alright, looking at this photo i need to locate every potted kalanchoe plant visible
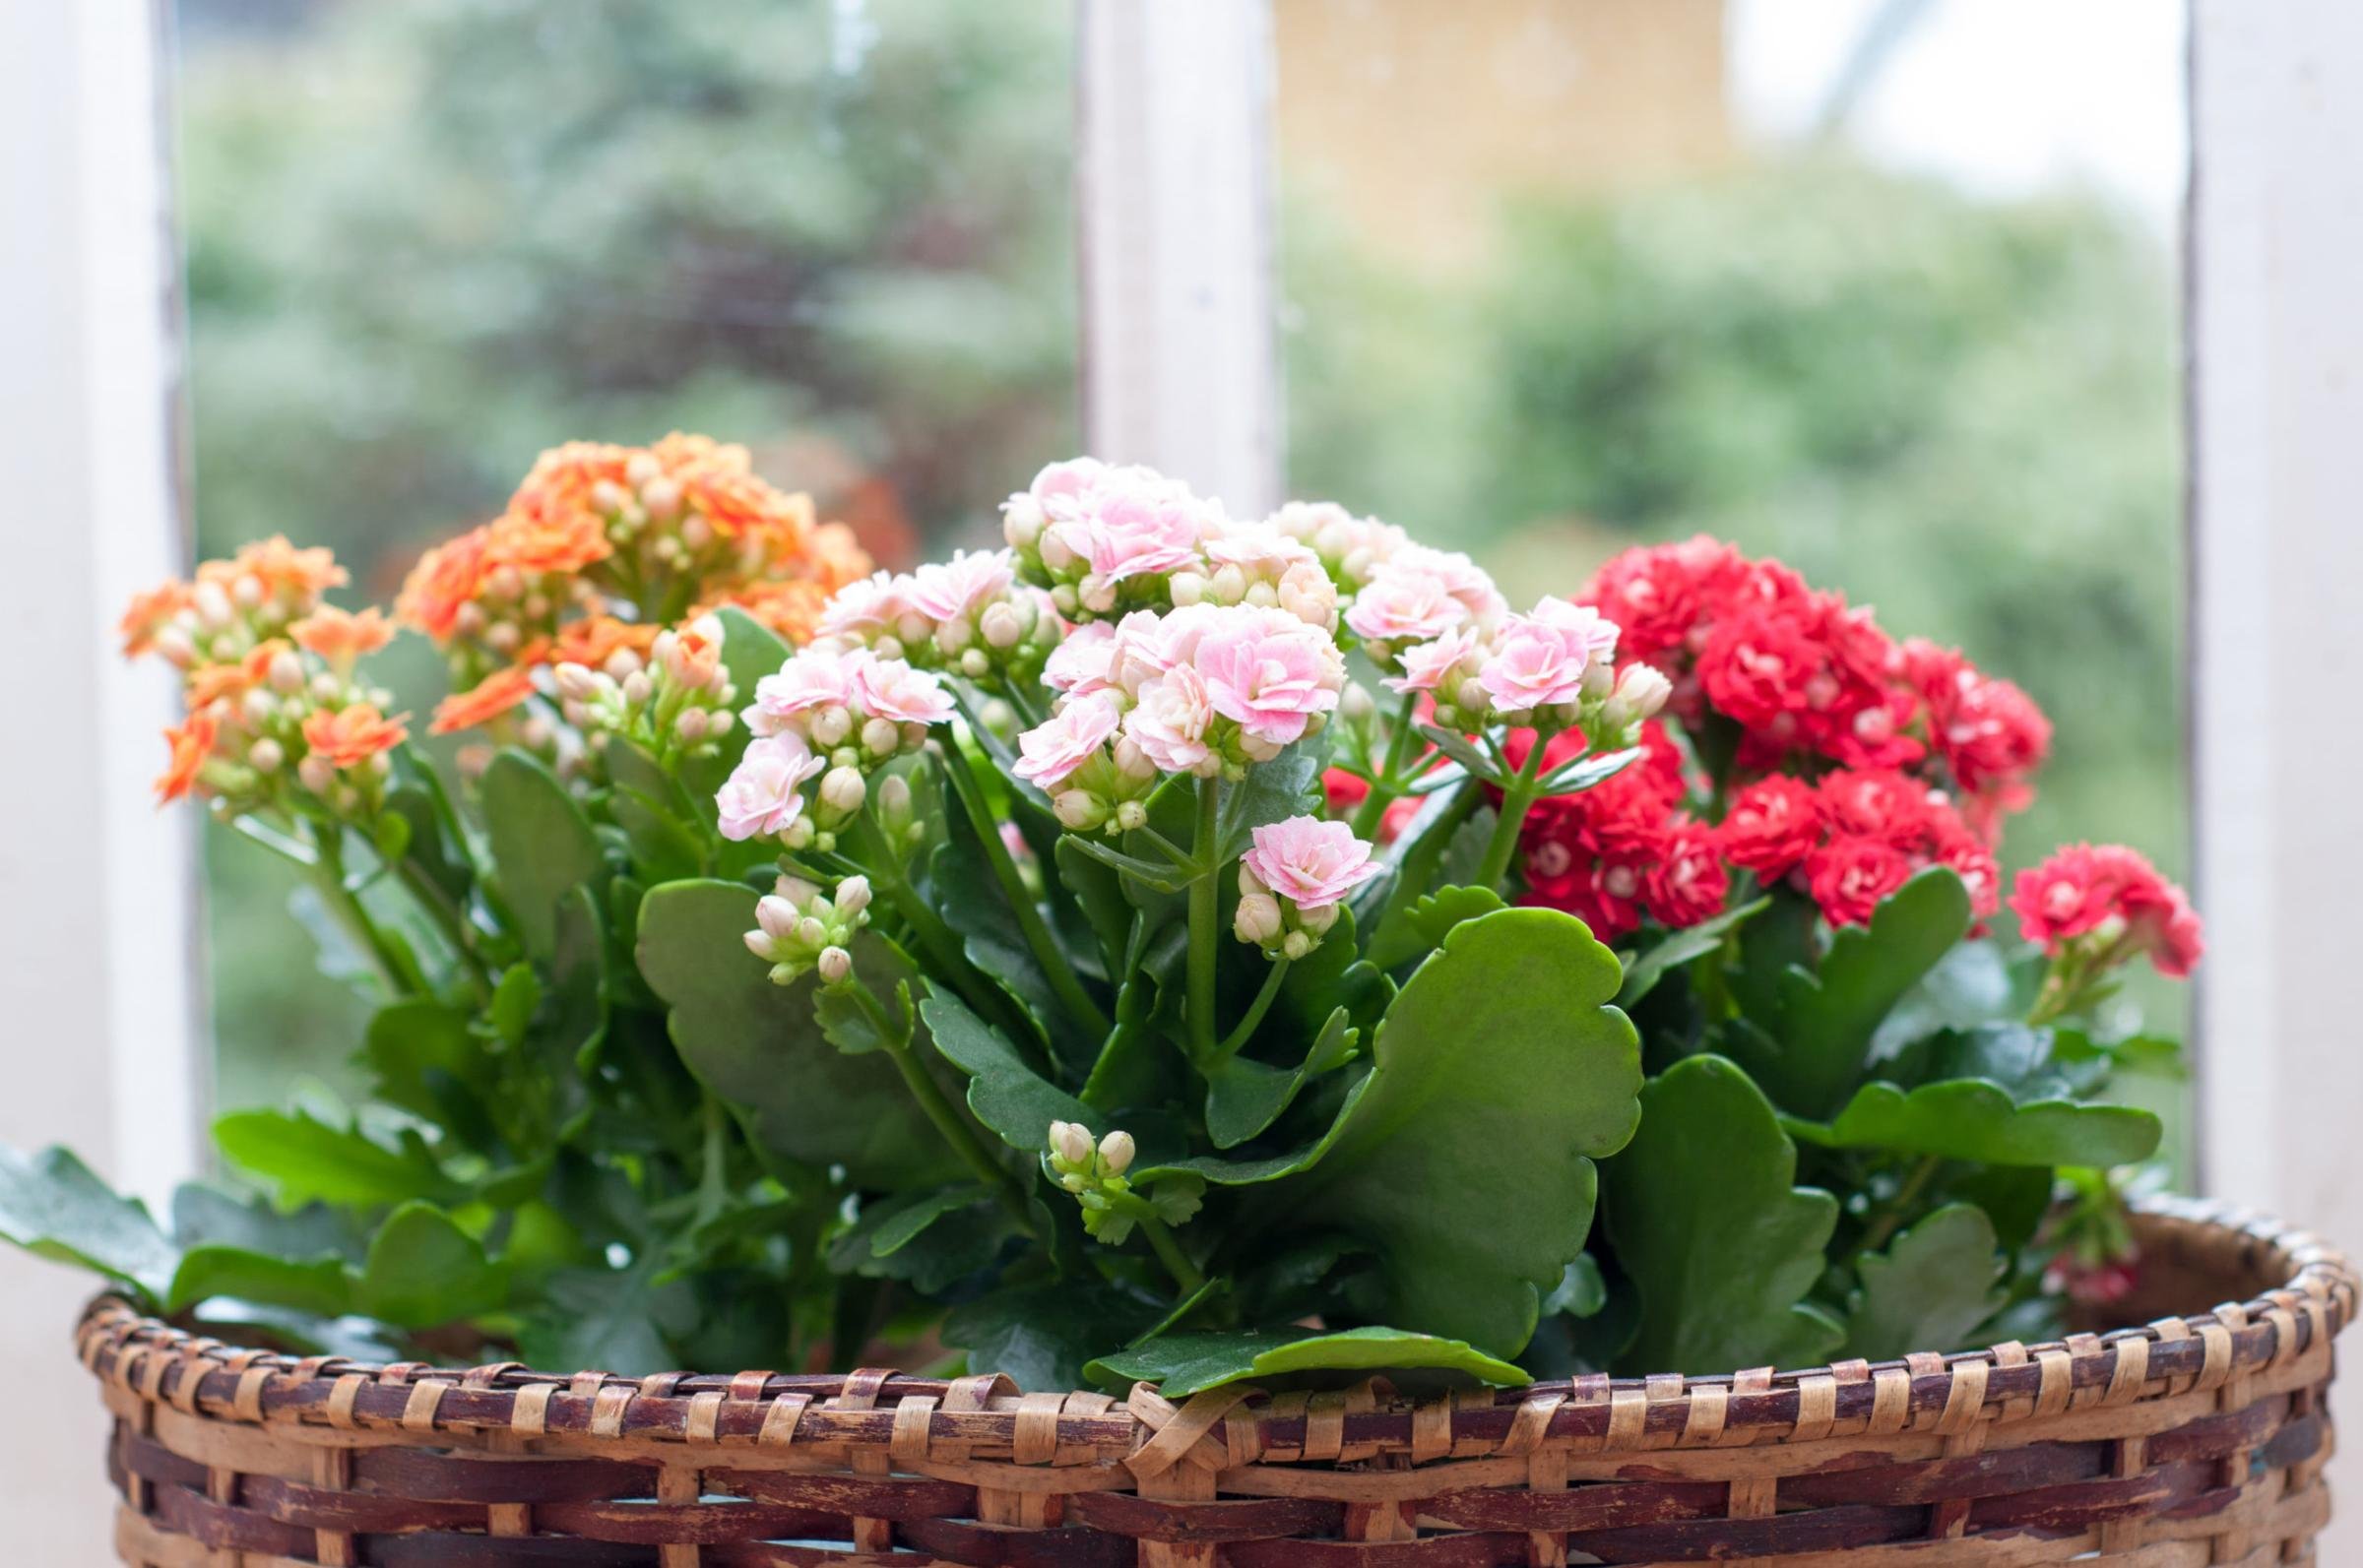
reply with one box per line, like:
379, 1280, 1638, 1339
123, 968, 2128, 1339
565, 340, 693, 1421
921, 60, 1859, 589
7, 442, 2203, 1406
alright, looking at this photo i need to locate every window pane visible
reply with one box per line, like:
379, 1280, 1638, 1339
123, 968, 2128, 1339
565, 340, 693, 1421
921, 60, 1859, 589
175, 0, 1078, 1106
1278, 0, 2189, 1145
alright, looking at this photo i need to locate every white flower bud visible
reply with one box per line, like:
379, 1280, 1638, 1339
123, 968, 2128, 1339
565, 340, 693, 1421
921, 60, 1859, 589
1580, 659, 1616, 700
1038, 528, 1075, 573
980, 600, 1025, 649
820, 766, 866, 815
1168, 571, 1206, 607
523, 715, 557, 749
1051, 1120, 1095, 1166
1613, 661, 1673, 723
756, 895, 800, 941
679, 514, 711, 549
155, 624, 195, 665
604, 649, 644, 681
1234, 892, 1283, 945
621, 670, 653, 706
744, 927, 776, 960
1300, 901, 1340, 935
193, 581, 233, 629
264, 649, 303, 692
641, 476, 682, 522
1113, 799, 1148, 832
1050, 583, 1080, 617
241, 689, 275, 727
1339, 682, 1375, 722
1054, 789, 1108, 832
797, 915, 829, 948
810, 704, 853, 747
1281, 930, 1314, 961
877, 774, 913, 824
1097, 1130, 1135, 1175
248, 738, 284, 775
554, 662, 603, 701
835, 875, 872, 916
1239, 863, 1270, 897
774, 874, 821, 908
933, 617, 973, 656
309, 672, 342, 702
706, 708, 734, 736
674, 708, 708, 741
859, 717, 900, 756
1002, 495, 1046, 547
816, 945, 853, 984
454, 601, 486, 636
1078, 576, 1117, 615
297, 754, 336, 794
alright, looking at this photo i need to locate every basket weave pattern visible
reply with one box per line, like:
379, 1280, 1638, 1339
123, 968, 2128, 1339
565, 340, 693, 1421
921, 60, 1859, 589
80, 1198, 2353, 1566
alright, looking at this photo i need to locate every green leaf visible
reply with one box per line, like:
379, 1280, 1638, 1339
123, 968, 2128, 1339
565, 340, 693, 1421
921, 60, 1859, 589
1543, 1255, 1608, 1319
681, 607, 791, 790
931, 785, 1073, 1064
171, 1185, 356, 1261
1871, 939, 2032, 1056
1840, 1204, 2008, 1361
480, 748, 607, 960
829, 1187, 1013, 1293
213, 1108, 462, 1209
354, 1202, 506, 1328
1274, 908, 1643, 1356
1204, 1007, 1360, 1149
943, 1282, 1166, 1394
1087, 1326, 1527, 1399
1618, 896, 1767, 1007
605, 741, 706, 885
919, 988, 1093, 1150
1054, 834, 1134, 977
1793, 1079, 2162, 1167
634, 879, 962, 1188
1218, 741, 1322, 856
1603, 1054, 1843, 1374
1760, 868, 1972, 1118
1415, 723, 1498, 782
0, 1145, 178, 1301
168, 1247, 351, 1318
358, 999, 497, 1150
520, 1256, 690, 1377
489, 963, 541, 1047
1367, 883, 1506, 972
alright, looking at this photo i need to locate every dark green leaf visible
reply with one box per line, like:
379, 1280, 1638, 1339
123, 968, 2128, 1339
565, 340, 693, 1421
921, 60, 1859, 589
170, 1185, 356, 1261
1055, 834, 1133, 978
920, 988, 1093, 1150
1543, 1256, 1608, 1319
605, 741, 707, 885
0, 1145, 177, 1301
358, 1000, 496, 1150
829, 1187, 1012, 1293
355, 1202, 506, 1328
1367, 884, 1506, 972
1203, 1007, 1359, 1149
1841, 1204, 2008, 1361
489, 963, 541, 1047
519, 1255, 691, 1377
943, 1282, 1165, 1394
168, 1247, 351, 1317
1759, 869, 1972, 1118
1088, 1325, 1527, 1399
480, 749, 607, 960
213, 1108, 462, 1209
1794, 1080, 2162, 1167
1218, 741, 1322, 855
1604, 1054, 1843, 1374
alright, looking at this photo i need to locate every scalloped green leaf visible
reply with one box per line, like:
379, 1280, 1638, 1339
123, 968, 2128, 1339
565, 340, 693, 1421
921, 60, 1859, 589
1604, 1054, 1843, 1374
1273, 907, 1643, 1356
1203, 1007, 1359, 1150
1792, 1079, 2161, 1168
213, 1108, 464, 1210
355, 1202, 506, 1328
0, 1145, 178, 1302
1618, 896, 1768, 1006
1840, 1204, 2008, 1361
167, 1246, 351, 1318
1759, 868, 1972, 1118
944, 1281, 1166, 1394
635, 878, 962, 1188
1087, 1325, 1527, 1399
919, 988, 1094, 1151
480, 748, 607, 960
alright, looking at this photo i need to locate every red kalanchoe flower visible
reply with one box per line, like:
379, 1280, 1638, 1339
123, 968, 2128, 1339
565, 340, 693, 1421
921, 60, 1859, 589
1805, 835, 1914, 927
1696, 604, 1820, 737
1904, 637, 2051, 829
1718, 776, 1822, 877
2011, 844, 2203, 978
1644, 824, 1732, 928
1818, 768, 1931, 849
1930, 820, 2004, 921
1578, 534, 1744, 664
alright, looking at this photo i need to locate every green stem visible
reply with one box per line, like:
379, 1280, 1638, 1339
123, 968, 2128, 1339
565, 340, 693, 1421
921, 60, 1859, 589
1858, 1155, 1944, 1256
1186, 775, 1223, 1067
1471, 728, 1553, 890
312, 831, 424, 997
1140, 1215, 1206, 1295
1215, 958, 1291, 1062
940, 740, 1111, 1037
694, 1092, 730, 1227
850, 981, 1035, 1230
1350, 691, 1421, 839
846, 812, 1038, 1049
392, 857, 495, 996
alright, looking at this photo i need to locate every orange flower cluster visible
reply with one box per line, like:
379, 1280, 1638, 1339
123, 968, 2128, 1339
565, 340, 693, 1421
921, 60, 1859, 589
394, 434, 869, 727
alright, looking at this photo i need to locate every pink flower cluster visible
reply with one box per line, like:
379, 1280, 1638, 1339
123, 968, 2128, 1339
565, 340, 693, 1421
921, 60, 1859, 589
1237, 816, 1380, 956
718, 646, 956, 845
2010, 844, 2203, 978
1512, 724, 1728, 945
813, 548, 1060, 683
1719, 769, 2000, 927
1581, 536, 2050, 826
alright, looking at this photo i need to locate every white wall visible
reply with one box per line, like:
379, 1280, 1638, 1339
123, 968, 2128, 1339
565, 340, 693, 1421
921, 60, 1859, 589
0, 0, 202, 1556
2188, 0, 2363, 1553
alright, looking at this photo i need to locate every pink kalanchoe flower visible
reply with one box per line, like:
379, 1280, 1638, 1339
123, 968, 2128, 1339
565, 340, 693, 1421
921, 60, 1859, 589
745, 649, 862, 735
1477, 599, 1619, 714
1044, 619, 1118, 696
1012, 694, 1121, 789
1387, 545, 1507, 627
1026, 456, 1108, 514
817, 571, 918, 645
907, 548, 1016, 624
853, 654, 956, 725
1245, 816, 1382, 910
1346, 562, 1474, 645
1384, 625, 1482, 695
717, 733, 826, 842
1193, 607, 1346, 749
1059, 472, 1212, 585
1124, 663, 1217, 776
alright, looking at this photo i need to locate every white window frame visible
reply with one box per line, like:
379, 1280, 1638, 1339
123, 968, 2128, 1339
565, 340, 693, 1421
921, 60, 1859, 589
7, 0, 2360, 1553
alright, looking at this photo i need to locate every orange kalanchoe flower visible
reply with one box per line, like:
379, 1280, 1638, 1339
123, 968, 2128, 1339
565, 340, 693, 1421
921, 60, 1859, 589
185, 639, 290, 711
291, 605, 396, 666
301, 704, 410, 770
198, 535, 349, 604
430, 664, 539, 736
154, 714, 219, 803
396, 527, 494, 642
120, 581, 194, 659
487, 507, 613, 578
549, 614, 658, 669
701, 579, 830, 646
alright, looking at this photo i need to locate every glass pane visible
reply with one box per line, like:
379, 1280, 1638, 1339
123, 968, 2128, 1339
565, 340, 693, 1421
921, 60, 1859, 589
1278, 0, 2189, 1144
174, 0, 1078, 1107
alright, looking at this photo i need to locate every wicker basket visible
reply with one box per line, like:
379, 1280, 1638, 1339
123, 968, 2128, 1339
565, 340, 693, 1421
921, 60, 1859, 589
78, 1196, 2353, 1566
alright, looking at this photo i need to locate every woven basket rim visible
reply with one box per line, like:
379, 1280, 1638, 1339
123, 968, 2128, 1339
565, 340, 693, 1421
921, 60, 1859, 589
74, 1193, 2357, 1468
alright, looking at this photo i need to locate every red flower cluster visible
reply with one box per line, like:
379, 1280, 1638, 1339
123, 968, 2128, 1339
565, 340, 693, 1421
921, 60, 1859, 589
1719, 769, 2000, 927
1581, 537, 2050, 824
1512, 724, 1729, 944
2010, 844, 2203, 978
